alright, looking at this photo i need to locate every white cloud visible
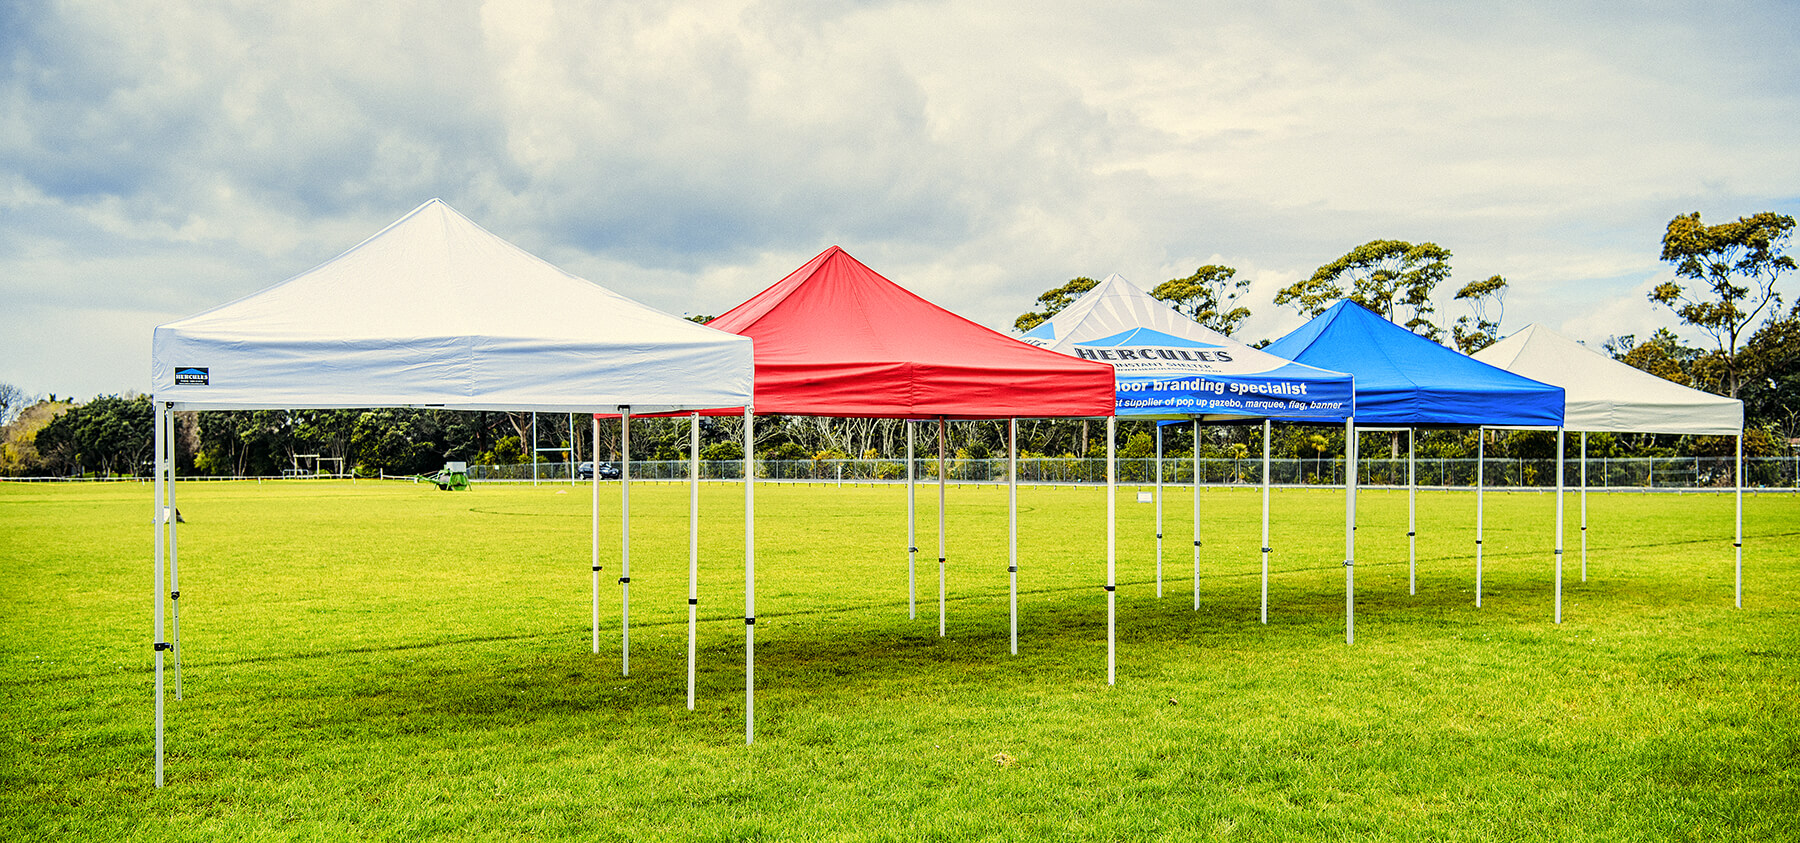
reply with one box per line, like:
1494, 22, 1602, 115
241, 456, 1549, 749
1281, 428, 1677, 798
2, 0, 1798, 398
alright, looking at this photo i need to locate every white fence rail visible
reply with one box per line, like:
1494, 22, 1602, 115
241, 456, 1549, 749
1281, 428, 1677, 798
473, 456, 1798, 489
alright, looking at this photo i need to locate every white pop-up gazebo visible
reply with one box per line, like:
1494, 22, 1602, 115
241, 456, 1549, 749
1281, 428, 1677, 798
1474, 324, 1746, 606
148, 199, 755, 786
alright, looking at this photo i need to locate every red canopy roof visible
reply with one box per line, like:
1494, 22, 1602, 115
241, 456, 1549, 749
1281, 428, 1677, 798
709, 247, 1116, 418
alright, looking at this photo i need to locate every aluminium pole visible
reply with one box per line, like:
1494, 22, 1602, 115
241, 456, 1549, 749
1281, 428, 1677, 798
532, 411, 538, 486
1193, 420, 1201, 610
167, 404, 182, 699
1408, 427, 1416, 596
744, 409, 756, 744
1008, 418, 1018, 655
569, 413, 576, 486
620, 407, 631, 676
937, 417, 947, 638
1260, 419, 1271, 624
1476, 429, 1486, 608
1155, 425, 1163, 598
1581, 432, 1588, 582
687, 412, 699, 711
1106, 416, 1116, 686
1347, 417, 1357, 645
591, 416, 600, 654
1736, 432, 1744, 608
907, 420, 916, 619
1556, 428, 1565, 624
153, 400, 167, 788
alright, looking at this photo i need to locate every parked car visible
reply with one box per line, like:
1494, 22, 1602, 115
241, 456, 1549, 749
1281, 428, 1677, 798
577, 461, 621, 480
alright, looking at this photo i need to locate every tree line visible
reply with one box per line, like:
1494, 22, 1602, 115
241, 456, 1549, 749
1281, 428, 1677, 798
2, 211, 1793, 478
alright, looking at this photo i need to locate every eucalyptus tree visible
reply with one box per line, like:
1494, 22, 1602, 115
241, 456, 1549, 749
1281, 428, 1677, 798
1451, 275, 1508, 353
1013, 276, 1099, 333
1151, 264, 1251, 335
1276, 239, 1452, 339
1736, 303, 1800, 448
1652, 211, 1796, 397
1603, 329, 1702, 387
0, 382, 24, 427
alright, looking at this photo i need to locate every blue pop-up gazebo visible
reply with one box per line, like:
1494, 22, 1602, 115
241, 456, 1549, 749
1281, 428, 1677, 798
1265, 300, 1563, 426
1266, 300, 1568, 619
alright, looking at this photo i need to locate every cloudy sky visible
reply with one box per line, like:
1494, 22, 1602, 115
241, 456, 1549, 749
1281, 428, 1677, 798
4, 0, 1797, 400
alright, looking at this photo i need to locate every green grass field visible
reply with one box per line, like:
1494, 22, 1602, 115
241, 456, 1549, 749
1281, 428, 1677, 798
3, 478, 1797, 841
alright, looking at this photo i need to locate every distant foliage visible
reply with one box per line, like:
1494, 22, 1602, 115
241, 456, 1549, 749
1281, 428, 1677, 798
0, 399, 75, 476
33, 394, 154, 477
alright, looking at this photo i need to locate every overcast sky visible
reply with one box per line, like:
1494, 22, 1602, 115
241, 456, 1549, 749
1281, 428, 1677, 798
4, 0, 1797, 400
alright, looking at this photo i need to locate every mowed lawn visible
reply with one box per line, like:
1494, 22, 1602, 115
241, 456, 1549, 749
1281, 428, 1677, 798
2, 478, 1796, 841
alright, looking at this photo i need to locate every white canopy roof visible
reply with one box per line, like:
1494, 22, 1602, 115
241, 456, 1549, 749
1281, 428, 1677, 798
151, 199, 752, 413
1474, 324, 1741, 435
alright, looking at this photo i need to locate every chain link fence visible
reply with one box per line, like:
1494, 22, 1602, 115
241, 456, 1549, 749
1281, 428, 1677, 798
466, 456, 1800, 489
10, 456, 1794, 487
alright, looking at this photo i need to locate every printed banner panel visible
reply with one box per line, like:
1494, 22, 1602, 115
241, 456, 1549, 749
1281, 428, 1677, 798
1071, 328, 1353, 420
1111, 372, 1353, 419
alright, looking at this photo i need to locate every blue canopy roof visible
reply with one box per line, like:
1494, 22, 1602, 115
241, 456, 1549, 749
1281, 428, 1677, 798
1264, 300, 1564, 427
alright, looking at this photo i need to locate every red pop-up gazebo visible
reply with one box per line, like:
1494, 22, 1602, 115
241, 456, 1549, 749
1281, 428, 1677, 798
709, 246, 1125, 690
